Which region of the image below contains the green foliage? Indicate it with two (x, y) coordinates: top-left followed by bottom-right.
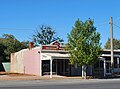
(33, 25), (64, 45)
(0, 34), (29, 62)
(66, 19), (101, 66)
(0, 43), (6, 61)
(104, 38), (120, 49)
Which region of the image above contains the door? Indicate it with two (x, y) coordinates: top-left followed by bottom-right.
(106, 61), (111, 75)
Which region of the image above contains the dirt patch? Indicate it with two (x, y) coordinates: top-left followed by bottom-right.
(0, 72), (7, 75)
(0, 72), (94, 81)
(0, 72), (36, 76)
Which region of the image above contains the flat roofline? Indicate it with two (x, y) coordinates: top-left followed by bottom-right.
(41, 45), (66, 47)
(101, 54), (120, 57)
(41, 50), (68, 53)
(103, 49), (120, 52)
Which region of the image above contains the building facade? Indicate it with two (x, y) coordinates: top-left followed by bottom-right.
(10, 41), (120, 78)
(94, 49), (120, 77)
(11, 41), (93, 77)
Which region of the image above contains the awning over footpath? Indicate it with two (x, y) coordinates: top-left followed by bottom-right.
(41, 52), (69, 60)
(101, 54), (120, 57)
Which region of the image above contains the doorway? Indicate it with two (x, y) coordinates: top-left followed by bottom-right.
(53, 59), (70, 76)
(42, 59), (70, 76)
(106, 61), (111, 75)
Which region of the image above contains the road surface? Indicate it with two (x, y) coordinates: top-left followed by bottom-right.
(0, 79), (120, 89)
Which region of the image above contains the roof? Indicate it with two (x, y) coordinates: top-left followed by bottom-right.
(41, 52), (69, 60)
(101, 54), (120, 57)
(103, 49), (120, 52)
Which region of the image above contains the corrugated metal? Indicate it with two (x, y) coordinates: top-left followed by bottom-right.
(2, 62), (10, 72)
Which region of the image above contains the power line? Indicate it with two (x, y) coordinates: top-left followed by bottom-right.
(96, 21), (109, 26)
(97, 17), (120, 27)
(114, 17), (120, 23)
(113, 24), (120, 29)
(0, 28), (34, 30)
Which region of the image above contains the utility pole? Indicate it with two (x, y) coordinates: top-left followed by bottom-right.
(110, 17), (114, 75)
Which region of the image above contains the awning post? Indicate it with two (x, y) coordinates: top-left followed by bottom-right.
(117, 57), (119, 74)
(40, 60), (42, 76)
(50, 59), (53, 78)
(104, 59), (106, 77)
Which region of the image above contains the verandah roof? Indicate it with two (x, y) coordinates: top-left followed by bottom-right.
(41, 52), (69, 60)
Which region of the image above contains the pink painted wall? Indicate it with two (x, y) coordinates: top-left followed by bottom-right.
(23, 48), (40, 75)
(11, 47), (41, 76)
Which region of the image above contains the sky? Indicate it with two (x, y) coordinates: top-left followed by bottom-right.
(0, 0), (120, 48)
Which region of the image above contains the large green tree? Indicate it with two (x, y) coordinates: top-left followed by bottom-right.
(66, 19), (101, 78)
(104, 38), (120, 49)
(0, 34), (29, 62)
(0, 43), (6, 61)
(33, 25), (64, 45)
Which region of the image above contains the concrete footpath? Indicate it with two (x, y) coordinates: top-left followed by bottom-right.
(0, 72), (120, 81)
(0, 73), (84, 81)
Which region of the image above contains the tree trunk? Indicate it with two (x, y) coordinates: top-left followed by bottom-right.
(82, 65), (87, 79)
